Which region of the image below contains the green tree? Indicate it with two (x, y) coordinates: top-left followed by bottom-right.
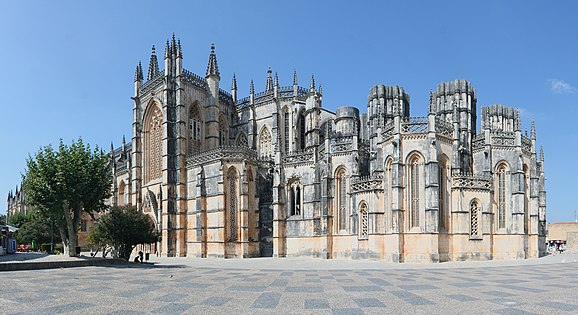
(23, 138), (111, 257)
(6, 211), (32, 228)
(88, 206), (160, 261)
(0, 213), (6, 225)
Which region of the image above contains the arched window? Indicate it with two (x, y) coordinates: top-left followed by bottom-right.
(189, 104), (202, 155)
(470, 199), (481, 238)
(258, 126), (272, 159)
(299, 110), (306, 150)
(336, 168), (347, 232)
(438, 157), (449, 231)
(219, 115), (228, 146)
(359, 202), (368, 239)
(408, 155), (420, 228)
(144, 104), (162, 182)
(236, 133), (248, 147)
(287, 178), (302, 216)
(523, 164), (529, 234)
(118, 180), (126, 206)
(497, 163), (507, 229)
(284, 109), (290, 153)
(385, 158), (393, 227)
(227, 168), (238, 242)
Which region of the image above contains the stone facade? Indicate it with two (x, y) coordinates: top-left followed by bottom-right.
(79, 36), (548, 262)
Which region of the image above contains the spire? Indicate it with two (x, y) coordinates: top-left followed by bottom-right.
(310, 74), (315, 92)
(531, 120), (536, 139)
(122, 135), (126, 152)
(231, 73), (237, 90)
(318, 83), (322, 95)
(274, 72), (279, 87)
(205, 43), (220, 79)
(147, 46), (159, 80)
(134, 62), (143, 82)
(250, 79), (255, 95)
(540, 145), (544, 161)
(177, 38), (182, 58)
(171, 33), (177, 56)
(266, 66), (273, 92)
(293, 69), (298, 86)
(164, 40), (170, 59)
(110, 141), (114, 154)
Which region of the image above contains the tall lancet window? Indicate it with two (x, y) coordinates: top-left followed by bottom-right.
(258, 126), (272, 159)
(145, 105), (162, 182)
(284, 110), (290, 153)
(438, 157), (449, 231)
(299, 111), (306, 150)
(336, 168), (347, 232)
(228, 168), (238, 242)
(470, 199), (481, 238)
(359, 202), (368, 239)
(189, 104), (202, 155)
(497, 164), (507, 229)
(409, 156), (420, 228)
(219, 115), (228, 146)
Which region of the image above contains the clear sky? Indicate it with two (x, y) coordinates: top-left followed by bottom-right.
(1, 1), (577, 223)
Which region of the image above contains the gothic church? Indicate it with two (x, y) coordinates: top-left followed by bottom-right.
(108, 36), (547, 262)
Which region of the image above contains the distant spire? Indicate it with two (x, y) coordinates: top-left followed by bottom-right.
(318, 83), (322, 95)
(293, 69), (298, 86)
(266, 66), (273, 92)
(274, 72), (279, 87)
(250, 79), (255, 95)
(134, 61), (143, 82)
(205, 43), (220, 79)
(231, 73), (237, 90)
(177, 38), (182, 58)
(147, 46), (159, 80)
(531, 120), (536, 139)
(310, 74), (315, 91)
(540, 145), (544, 161)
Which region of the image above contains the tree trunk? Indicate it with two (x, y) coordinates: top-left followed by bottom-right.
(62, 200), (79, 257)
(58, 226), (68, 255)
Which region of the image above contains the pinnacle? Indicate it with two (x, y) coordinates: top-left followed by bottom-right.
(266, 67), (273, 92)
(310, 74), (315, 91)
(293, 69), (298, 86)
(250, 79), (255, 94)
(231, 73), (237, 90)
(206, 43), (220, 79)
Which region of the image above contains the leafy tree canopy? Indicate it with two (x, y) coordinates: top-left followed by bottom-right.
(88, 206), (160, 261)
(23, 138), (111, 256)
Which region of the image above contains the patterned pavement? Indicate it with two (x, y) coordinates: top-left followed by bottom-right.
(1, 254), (578, 314)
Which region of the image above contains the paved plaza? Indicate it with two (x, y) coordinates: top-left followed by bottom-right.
(1, 254), (578, 314)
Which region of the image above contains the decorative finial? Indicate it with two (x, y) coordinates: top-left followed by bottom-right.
(165, 40), (170, 58)
(266, 66), (273, 92)
(110, 141), (114, 153)
(177, 38), (182, 58)
(293, 69), (298, 86)
(531, 120), (536, 139)
(540, 145), (544, 161)
(171, 33), (177, 55)
(274, 72), (279, 87)
(206, 43), (220, 79)
(310, 74), (315, 91)
(319, 83), (322, 95)
(135, 61), (143, 82)
(250, 79), (254, 95)
(231, 73), (237, 90)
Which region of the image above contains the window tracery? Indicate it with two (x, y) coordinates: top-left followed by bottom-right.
(498, 164), (507, 229)
(189, 105), (202, 155)
(336, 168), (347, 231)
(359, 202), (368, 239)
(470, 200), (480, 238)
(145, 105), (162, 182)
(258, 127), (272, 159)
(409, 156), (420, 228)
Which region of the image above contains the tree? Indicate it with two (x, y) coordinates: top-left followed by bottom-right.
(0, 213), (6, 225)
(6, 211), (31, 227)
(88, 206), (160, 261)
(23, 138), (111, 257)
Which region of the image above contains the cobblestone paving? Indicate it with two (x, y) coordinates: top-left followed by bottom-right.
(1, 256), (578, 314)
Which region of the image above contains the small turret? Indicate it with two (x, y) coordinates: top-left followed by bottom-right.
(531, 120), (536, 140)
(147, 46), (159, 81)
(134, 62), (143, 96)
(265, 66), (273, 92)
(274, 72), (279, 98)
(540, 145), (544, 161)
(231, 73), (237, 103)
(175, 37), (182, 76)
(249, 79), (255, 104)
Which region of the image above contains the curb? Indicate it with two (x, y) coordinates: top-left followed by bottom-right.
(0, 258), (128, 272)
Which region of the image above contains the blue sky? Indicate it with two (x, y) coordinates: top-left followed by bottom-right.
(1, 1), (577, 223)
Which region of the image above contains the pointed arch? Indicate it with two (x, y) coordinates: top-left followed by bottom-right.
(358, 201), (368, 239)
(287, 175), (302, 216)
(406, 152), (424, 229)
(226, 167), (239, 242)
(470, 198), (481, 238)
(188, 102), (203, 155)
(258, 125), (272, 159)
(384, 156), (394, 225)
(495, 161), (510, 230)
(335, 166), (348, 232)
(117, 180), (126, 206)
(282, 106), (291, 153)
(438, 154), (450, 231)
(235, 132), (248, 147)
(219, 114), (228, 146)
(143, 101), (163, 182)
